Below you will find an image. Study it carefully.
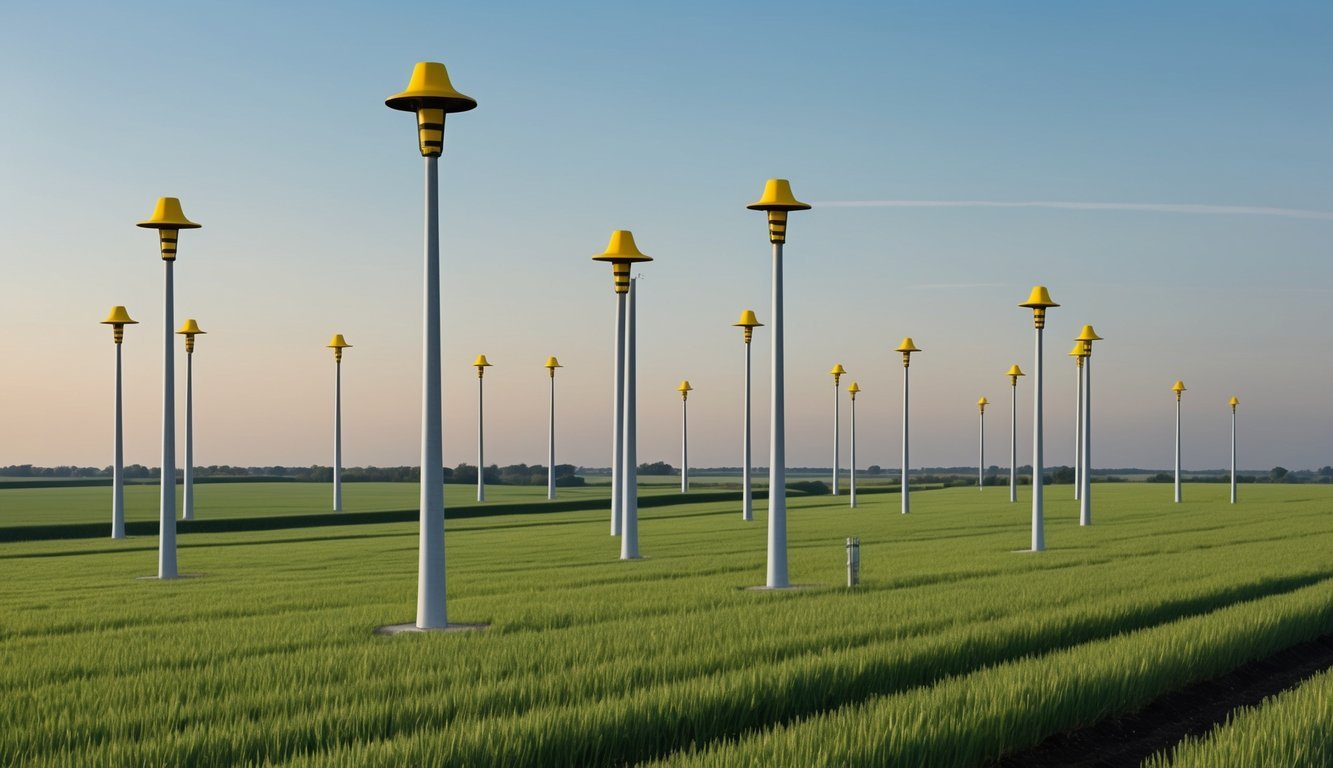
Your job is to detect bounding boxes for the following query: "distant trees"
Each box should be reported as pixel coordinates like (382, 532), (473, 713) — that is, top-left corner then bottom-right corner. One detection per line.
(638, 461), (675, 476)
(1270, 466), (1289, 482)
(866, 465), (883, 475)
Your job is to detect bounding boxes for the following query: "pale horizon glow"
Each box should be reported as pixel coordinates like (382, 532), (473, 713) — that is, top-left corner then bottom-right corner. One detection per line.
(816, 200), (1333, 221)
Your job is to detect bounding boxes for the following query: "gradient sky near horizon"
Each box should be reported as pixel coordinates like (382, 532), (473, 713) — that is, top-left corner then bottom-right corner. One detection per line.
(2, 0), (1331, 473)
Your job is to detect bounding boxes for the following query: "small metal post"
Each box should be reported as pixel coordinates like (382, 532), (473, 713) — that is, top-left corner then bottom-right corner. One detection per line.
(846, 536), (860, 587)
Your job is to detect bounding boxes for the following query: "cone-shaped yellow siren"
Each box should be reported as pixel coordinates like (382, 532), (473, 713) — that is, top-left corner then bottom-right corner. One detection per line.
(895, 337), (921, 354)
(746, 179), (811, 211)
(1069, 341), (1088, 358)
(1172, 380), (1187, 393)
(544, 356), (562, 369)
(733, 309), (763, 329)
(1229, 396), (1239, 408)
(327, 334), (352, 349)
(101, 306), (138, 326)
(847, 381), (861, 399)
(1076, 325), (1103, 343)
(176, 319), (206, 336)
(137, 197), (201, 230)
(677, 380), (693, 393)
(830, 363), (847, 377)
(474, 354), (492, 368)
(385, 62), (477, 114)
(592, 230), (653, 263)
(1006, 364), (1025, 379)
(978, 396), (990, 412)
(1019, 285), (1058, 309)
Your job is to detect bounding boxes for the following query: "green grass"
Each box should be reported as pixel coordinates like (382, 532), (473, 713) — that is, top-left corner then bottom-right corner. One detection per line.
(1144, 663), (1333, 767)
(0, 483), (1329, 766)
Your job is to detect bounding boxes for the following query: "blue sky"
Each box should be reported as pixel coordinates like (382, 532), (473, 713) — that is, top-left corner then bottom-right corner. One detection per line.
(2, 0), (1331, 471)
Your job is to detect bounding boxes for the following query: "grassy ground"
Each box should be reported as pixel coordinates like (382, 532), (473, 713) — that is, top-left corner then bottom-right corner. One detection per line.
(0, 483), (1329, 766)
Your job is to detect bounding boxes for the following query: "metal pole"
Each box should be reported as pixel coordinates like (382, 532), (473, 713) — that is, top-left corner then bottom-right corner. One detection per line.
(1230, 407), (1237, 504)
(333, 359), (342, 512)
(767, 242), (788, 587)
(158, 260), (178, 578)
(901, 365), (910, 515)
(1032, 325), (1045, 552)
(548, 374), (556, 500)
(183, 349), (194, 520)
(979, 409), (984, 490)
(849, 394), (857, 508)
(1074, 362), (1082, 501)
(621, 278), (640, 559)
(476, 375), (485, 502)
(1175, 398), (1182, 503)
(112, 341), (125, 539)
(416, 153), (447, 629)
(742, 339), (753, 521)
(1080, 357), (1092, 525)
(611, 294), (625, 535)
(1010, 381), (1018, 503)
(680, 397), (688, 492)
(832, 379), (839, 495)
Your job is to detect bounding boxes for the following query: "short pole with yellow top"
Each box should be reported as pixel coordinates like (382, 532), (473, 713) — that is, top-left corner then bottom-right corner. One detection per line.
(895, 338), (921, 515)
(177, 319), (206, 520)
(1006, 364), (1024, 503)
(830, 364), (846, 495)
(978, 397), (989, 490)
(545, 357), (562, 500)
(1173, 380), (1187, 503)
(734, 310), (763, 521)
(1069, 341), (1086, 501)
(101, 306), (138, 539)
(848, 382), (861, 508)
(385, 61), (477, 631)
(1019, 286), (1058, 552)
(1229, 396), (1239, 504)
(138, 197), (201, 579)
(677, 380), (693, 493)
(593, 231), (652, 557)
(748, 179), (810, 588)
(1076, 325), (1102, 525)
(327, 334), (352, 512)
(473, 355), (492, 502)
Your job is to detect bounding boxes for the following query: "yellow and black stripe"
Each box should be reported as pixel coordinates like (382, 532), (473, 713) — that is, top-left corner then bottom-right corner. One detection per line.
(184, 336), (196, 354)
(742, 327), (753, 344)
(612, 262), (631, 294)
(766, 210), (789, 244)
(417, 108), (445, 156)
(157, 229), (179, 261)
(113, 326), (125, 344)
(901, 352), (913, 367)
(1032, 307), (1048, 329)
(334, 349), (343, 363)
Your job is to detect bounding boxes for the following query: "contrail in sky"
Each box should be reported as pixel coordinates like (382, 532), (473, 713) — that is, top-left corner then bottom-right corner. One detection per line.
(814, 200), (1333, 221)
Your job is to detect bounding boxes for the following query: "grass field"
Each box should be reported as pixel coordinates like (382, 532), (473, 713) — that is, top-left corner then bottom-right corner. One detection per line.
(1, 482), (1329, 766)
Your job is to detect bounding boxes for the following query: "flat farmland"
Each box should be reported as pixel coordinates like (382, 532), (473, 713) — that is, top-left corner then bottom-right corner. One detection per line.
(1, 483), (1329, 766)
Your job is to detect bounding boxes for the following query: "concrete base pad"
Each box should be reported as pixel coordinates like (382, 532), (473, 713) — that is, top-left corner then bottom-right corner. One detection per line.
(744, 584), (821, 592)
(135, 573), (205, 580)
(374, 622), (489, 636)
(1010, 548), (1042, 554)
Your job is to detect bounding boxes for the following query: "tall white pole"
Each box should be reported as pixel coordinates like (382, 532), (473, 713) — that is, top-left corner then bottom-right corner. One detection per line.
(1073, 362), (1082, 501)
(112, 341), (126, 539)
(611, 295), (625, 535)
(1080, 357), (1092, 525)
(1174, 398), (1182, 503)
(548, 374), (556, 501)
(1010, 381), (1018, 503)
(901, 365), (910, 515)
(416, 153), (447, 629)
(767, 242), (788, 587)
(979, 409), (984, 490)
(476, 375), (485, 502)
(832, 379), (840, 495)
(742, 339), (753, 521)
(1032, 325), (1045, 552)
(621, 278), (640, 559)
(1230, 406), (1237, 504)
(849, 393), (857, 508)
(333, 359), (343, 512)
(182, 348), (195, 520)
(158, 260), (178, 578)
(680, 397), (688, 493)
